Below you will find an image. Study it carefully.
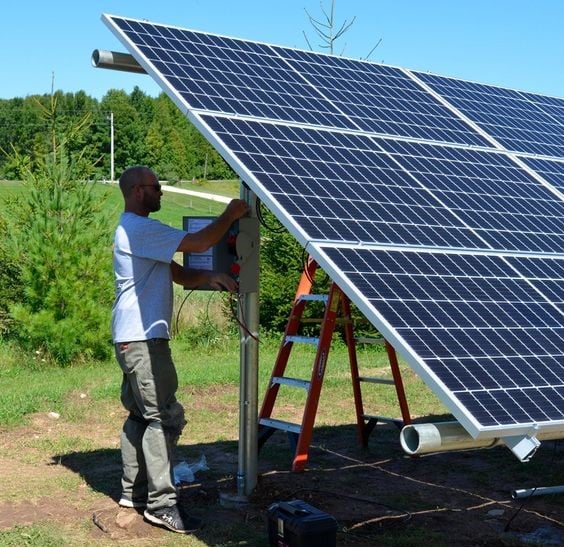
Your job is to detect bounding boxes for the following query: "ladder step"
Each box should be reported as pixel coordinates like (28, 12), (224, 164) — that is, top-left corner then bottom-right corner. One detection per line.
(359, 376), (395, 385)
(259, 417), (302, 435)
(363, 414), (403, 425)
(297, 294), (328, 303)
(355, 336), (385, 345)
(272, 376), (311, 390)
(285, 335), (319, 346)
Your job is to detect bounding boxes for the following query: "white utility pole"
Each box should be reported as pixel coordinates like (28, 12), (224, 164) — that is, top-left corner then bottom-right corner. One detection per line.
(109, 111), (115, 182)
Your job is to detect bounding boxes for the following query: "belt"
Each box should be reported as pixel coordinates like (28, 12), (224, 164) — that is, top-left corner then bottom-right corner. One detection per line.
(116, 338), (169, 349)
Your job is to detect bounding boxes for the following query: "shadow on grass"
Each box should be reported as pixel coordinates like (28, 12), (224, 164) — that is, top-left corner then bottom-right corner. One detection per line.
(53, 419), (564, 546)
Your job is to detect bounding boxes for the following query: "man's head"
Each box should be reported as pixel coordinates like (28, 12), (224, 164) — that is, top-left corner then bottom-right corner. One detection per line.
(118, 165), (163, 216)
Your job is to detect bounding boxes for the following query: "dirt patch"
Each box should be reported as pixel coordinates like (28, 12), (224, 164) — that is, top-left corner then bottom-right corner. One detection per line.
(0, 408), (563, 545)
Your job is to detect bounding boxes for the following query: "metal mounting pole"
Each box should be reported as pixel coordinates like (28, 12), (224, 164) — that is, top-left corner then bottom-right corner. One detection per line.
(512, 485), (564, 499)
(221, 184), (260, 505)
(237, 186), (259, 498)
(237, 287), (259, 497)
(109, 111), (115, 182)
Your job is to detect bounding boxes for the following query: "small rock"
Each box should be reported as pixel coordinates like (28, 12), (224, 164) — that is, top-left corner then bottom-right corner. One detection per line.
(487, 509), (505, 517)
(115, 510), (139, 529)
(48, 412), (60, 419)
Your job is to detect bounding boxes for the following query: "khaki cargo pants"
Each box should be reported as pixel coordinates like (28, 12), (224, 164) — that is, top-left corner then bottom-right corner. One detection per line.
(115, 339), (186, 510)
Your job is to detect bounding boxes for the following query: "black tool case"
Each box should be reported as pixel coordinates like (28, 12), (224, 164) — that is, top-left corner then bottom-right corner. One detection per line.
(267, 499), (338, 547)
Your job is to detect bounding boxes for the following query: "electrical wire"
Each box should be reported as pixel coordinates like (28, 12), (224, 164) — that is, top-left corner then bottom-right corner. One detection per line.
(504, 440), (561, 532)
(286, 487), (412, 539)
(229, 292), (260, 343)
(256, 197), (286, 233)
(173, 289), (194, 337)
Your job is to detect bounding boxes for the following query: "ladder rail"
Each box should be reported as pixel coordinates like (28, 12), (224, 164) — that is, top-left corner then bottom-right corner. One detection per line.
(258, 257), (317, 421)
(293, 283), (342, 471)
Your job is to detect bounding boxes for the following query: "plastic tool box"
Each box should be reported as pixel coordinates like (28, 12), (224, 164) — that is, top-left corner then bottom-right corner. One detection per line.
(267, 499), (338, 547)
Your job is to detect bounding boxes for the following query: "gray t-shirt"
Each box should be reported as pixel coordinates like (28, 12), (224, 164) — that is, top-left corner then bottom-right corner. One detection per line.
(111, 212), (186, 343)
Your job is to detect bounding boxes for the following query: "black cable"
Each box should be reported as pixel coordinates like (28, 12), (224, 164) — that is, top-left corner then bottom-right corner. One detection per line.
(256, 197), (286, 233)
(286, 487), (412, 536)
(504, 440), (560, 532)
(229, 292), (260, 343)
(173, 290), (194, 337)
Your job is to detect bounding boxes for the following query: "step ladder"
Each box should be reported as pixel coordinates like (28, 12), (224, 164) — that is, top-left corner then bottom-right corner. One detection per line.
(258, 257), (412, 472)
(350, 336), (412, 447)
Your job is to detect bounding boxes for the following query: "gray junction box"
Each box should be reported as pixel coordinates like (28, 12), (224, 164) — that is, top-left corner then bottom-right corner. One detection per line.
(182, 215), (259, 293)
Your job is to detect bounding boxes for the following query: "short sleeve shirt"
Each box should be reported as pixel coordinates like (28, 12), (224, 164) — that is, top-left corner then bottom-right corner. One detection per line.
(111, 212), (187, 343)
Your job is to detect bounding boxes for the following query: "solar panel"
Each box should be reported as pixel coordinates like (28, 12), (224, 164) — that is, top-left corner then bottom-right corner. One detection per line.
(107, 15), (491, 146)
(520, 156), (564, 195)
(315, 246), (564, 436)
(416, 71), (564, 159)
(101, 14), (564, 453)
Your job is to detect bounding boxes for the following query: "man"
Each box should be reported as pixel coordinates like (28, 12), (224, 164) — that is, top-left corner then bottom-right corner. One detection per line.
(111, 165), (249, 534)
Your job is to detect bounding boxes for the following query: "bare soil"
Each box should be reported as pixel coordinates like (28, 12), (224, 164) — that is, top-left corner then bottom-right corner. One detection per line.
(0, 391), (563, 546)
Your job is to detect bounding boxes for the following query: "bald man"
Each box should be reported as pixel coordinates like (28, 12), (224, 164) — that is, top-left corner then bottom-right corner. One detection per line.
(112, 166), (249, 533)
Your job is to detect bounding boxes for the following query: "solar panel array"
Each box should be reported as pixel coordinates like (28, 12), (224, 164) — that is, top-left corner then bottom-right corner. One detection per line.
(102, 14), (564, 445)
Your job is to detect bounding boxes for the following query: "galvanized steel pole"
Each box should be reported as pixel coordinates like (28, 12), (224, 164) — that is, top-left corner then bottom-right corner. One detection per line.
(237, 185), (259, 498)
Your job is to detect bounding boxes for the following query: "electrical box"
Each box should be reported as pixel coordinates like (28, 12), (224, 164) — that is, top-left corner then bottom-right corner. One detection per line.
(182, 215), (259, 293)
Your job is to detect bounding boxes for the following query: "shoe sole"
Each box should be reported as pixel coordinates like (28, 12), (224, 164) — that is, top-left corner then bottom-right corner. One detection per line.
(143, 509), (200, 534)
(119, 499), (146, 508)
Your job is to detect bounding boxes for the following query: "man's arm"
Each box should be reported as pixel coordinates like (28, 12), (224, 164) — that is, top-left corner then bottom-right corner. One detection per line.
(170, 261), (239, 292)
(177, 199), (249, 254)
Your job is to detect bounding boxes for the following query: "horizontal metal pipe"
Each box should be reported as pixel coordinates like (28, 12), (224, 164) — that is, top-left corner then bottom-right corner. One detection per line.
(401, 422), (498, 454)
(91, 49), (147, 74)
(512, 486), (564, 499)
(400, 422), (564, 457)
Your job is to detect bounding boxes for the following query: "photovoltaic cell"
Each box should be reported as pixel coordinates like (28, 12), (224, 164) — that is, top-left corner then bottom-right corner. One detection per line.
(108, 15), (491, 146)
(111, 18), (352, 128)
(519, 156), (564, 195)
(416, 71), (564, 159)
(102, 14), (564, 442)
(202, 114), (485, 249)
(319, 246), (564, 429)
(377, 140), (564, 253)
(506, 256), (564, 314)
(273, 47), (490, 145)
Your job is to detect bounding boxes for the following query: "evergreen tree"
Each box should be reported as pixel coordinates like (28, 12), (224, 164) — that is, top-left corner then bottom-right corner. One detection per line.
(2, 106), (114, 364)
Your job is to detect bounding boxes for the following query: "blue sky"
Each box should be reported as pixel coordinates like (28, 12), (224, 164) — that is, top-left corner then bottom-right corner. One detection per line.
(1, 0), (563, 100)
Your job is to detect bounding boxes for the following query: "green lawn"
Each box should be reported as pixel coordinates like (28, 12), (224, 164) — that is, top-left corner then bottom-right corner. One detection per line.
(0, 178), (239, 229)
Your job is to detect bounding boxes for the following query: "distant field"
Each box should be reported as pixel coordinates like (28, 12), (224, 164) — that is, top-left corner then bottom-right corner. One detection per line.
(0, 178), (240, 229)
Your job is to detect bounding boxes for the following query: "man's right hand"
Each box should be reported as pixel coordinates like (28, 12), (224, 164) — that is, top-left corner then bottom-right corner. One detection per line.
(225, 199), (250, 221)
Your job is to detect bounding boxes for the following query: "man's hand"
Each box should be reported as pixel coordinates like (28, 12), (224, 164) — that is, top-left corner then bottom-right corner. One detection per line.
(225, 199), (250, 222)
(177, 199), (251, 254)
(207, 272), (239, 292)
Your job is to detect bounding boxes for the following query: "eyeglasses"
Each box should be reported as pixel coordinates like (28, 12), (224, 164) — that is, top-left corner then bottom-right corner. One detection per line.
(137, 184), (162, 191)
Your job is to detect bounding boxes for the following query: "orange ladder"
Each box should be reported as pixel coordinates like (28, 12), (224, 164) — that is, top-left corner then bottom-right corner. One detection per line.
(349, 336), (412, 447)
(258, 257), (412, 471)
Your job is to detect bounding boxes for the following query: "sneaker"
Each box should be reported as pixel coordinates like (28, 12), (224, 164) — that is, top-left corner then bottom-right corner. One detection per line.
(119, 497), (146, 508)
(144, 505), (201, 534)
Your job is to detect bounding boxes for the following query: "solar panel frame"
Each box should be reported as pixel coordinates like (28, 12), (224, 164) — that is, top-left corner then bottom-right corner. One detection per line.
(101, 13), (564, 443)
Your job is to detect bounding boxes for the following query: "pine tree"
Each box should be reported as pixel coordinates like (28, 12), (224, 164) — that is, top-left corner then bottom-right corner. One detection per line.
(3, 101), (114, 364)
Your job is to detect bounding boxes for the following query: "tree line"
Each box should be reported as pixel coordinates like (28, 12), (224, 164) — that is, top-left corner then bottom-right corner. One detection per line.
(0, 84), (376, 365)
(0, 87), (234, 182)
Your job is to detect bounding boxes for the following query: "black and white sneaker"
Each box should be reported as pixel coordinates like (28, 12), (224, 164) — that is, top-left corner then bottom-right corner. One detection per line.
(144, 504), (201, 534)
(119, 497), (146, 509)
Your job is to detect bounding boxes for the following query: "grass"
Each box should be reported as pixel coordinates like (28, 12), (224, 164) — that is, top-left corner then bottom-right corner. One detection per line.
(2, 179), (560, 545)
(0, 178), (239, 230)
(0, 333), (442, 546)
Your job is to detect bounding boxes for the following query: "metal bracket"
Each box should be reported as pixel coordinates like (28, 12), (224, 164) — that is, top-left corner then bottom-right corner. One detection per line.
(502, 434), (541, 462)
